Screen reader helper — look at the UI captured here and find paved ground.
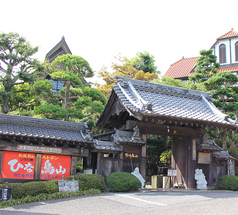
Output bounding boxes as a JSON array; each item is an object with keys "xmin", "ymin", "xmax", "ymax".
[{"xmin": 0, "ymin": 190, "xmax": 238, "ymax": 215}]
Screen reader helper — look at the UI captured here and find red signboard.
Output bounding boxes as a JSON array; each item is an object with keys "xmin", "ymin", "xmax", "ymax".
[
  {"xmin": 40, "ymin": 154, "xmax": 71, "ymax": 180},
  {"xmin": 1, "ymin": 151, "xmax": 35, "ymax": 179}
]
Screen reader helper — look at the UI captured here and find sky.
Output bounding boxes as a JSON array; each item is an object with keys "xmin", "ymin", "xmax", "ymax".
[{"xmin": 2, "ymin": 0, "xmax": 238, "ymax": 83}]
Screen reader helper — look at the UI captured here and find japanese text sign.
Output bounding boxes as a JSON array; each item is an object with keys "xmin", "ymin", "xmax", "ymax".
[
  {"xmin": 124, "ymin": 151, "xmax": 139, "ymax": 159},
  {"xmin": 40, "ymin": 154, "xmax": 71, "ymax": 180},
  {"xmin": 1, "ymin": 151, "xmax": 35, "ymax": 179}
]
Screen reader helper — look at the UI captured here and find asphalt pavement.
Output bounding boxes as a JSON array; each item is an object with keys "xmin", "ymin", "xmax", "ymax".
[{"xmin": 0, "ymin": 189, "xmax": 238, "ymax": 215}]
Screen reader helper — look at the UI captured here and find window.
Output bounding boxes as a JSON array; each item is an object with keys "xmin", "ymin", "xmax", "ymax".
[
  {"xmin": 219, "ymin": 44, "xmax": 226, "ymax": 64},
  {"xmin": 235, "ymin": 42, "xmax": 238, "ymax": 62},
  {"xmin": 50, "ymin": 79, "xmax": 64, "ymax": 92}
]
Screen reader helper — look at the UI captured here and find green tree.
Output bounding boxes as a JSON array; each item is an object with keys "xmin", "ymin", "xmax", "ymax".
[
  {"xmin": 188, "ymin": 49, "xmax": 238, "ymax": 149},
  {"xmin": 0, "ymin": 32, "xmax": 42, "ymax": 113},
  {"xmin": 189, "ymin": 49, "xmax": 220, "ymax": 83},
  {"xmin": 204, "ymin": 71, "xmax": 238, "ymax": 148},
  {"xmin": 96, "ymin": 54, "xmax": 158, "ymax": 97},
  {"xmin": 33, "ymin": 55, "xmax": 106, "ymax": 127},
  {"xmin": 146, "ymin": 135, "xmax": 172, "ymax": 176},
  {"xmin": 130, "ymin": 51, "xmax": 160, "ymax": 74}
]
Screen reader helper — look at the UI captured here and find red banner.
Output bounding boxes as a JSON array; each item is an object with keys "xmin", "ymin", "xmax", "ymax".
[
  {"xmin": 1, "ymin": 151, "xmax": 35, "ymax": 179},
  {"xmin": 40, "ymin": 154, "xmax": 71, "ymax": 180}
]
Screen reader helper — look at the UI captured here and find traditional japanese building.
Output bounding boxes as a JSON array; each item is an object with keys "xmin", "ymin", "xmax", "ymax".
[
  {"xmin": 45, "ymin": 36, "xmax": 87, "ymax": 92},
  {"xmin": 95, "ymin": 76, "xmax": 237, "ymax": 188},
  {"xmin": 165, "ymin": 28, "xmax": 238, "ymax": 80},
  {"xmin": 0, "ymin": 114, "xmax": 92, "ymax": 182}
]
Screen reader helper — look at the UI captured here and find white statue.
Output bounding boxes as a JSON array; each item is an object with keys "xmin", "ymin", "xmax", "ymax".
[
  {"xmin": 195, "ymin": 169, "xmax": 207, "ymax": 190},
  {"xmin": 131, "ymin": 167, "xmax": 145, "ymax": 189}
]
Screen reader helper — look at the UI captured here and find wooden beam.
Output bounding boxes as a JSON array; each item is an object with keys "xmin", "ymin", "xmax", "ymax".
[{"xmin": 136, "ymin": 121, "xmax": 206, "ymax": 138}]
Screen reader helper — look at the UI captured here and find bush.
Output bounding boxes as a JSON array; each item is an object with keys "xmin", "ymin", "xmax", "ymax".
[
  {"xmin": 106, "ymin": 172, "xmax": 141, "ymax": 192},
  {"xmin": 65, "ymin": 174, "xmax": 106, "ymax": 191},
  {"xmin": 0, "ymin": 180, "xmax": 58, "ymax": 199},
  {"xmin": 0, "ymin": 189, "xmax": 101, "ymax": 208},
  {"xmin": 216, "ymin": 175, "xmax": 238, "ymax": 191}
]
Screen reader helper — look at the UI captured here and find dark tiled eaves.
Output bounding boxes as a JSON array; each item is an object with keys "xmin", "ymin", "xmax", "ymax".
[
  {"xmin": 93, "ymin": 140, "xmax": 122, "ymax": 152},
  {"xmin": 0, "ymin": 114, "xmax": 87, "ymax": 133},
  {"xmin": 213, "ymin": 151, "xmax": 236, "ymax": 160},
  {"xmin": 116, "ymin": 77, "xmax": 211, "ymax": 100},
  {"xmin": 111, "ymin": 131, "xmax": 146, "ymax": 145},
  {"xmin": 198, "ymin": 140, "xmax": 224, "ymax": 152},
  {"xmin": 114, "ymin": 77, "xmax": 237, "ymax": 128},
  {"xmin": 0, "ymin": 123, "xmax": 89, "ymax": 143}
]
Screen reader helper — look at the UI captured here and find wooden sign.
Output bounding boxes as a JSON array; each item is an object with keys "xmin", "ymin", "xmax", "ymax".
[
  {"xmin": 198, "ymin": 152, "xmax": 211, "ymax": 164},
  {"xmin": 124, "ymin": 151, "xmax": 139, "ymax": 159},
  {"xmin": 58, "ymin": 180, "xmax": 79, "ymax": 192},
  {"xmin": 17, "ymin": 145, "xmax": 62, "ymax": 154}
]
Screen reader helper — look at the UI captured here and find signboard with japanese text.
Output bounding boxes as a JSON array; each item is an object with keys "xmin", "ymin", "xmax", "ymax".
[
  {"xmin": 1, "ymin": 151, "xmax": 35, "ymax": 179},
  {"xmin": 40, "ymin": 154, "xmax": 71, "ymax": 180},
  {"xmin": 17, "ymin": 145, "xmax": 62, "ymax": 154},
  {"xmin": 124, "ymin": 151, "xmax": 139, "ymax": 159}
]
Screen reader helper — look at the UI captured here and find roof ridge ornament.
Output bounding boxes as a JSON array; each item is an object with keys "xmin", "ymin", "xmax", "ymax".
[
  {"xmin": 128, "ymin": 81, "xmax": 152, "ymax": 111},
  {"xmin": 132, "ymin": 125, "xmax": 141, "ymax": 141}
]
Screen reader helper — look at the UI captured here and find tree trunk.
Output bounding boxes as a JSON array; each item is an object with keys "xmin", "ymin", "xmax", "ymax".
[
  {"xmin": 219, "ymin": 131, "xmax": 227, "ymax": 149},
  {"xmin": 63, "ymin": 81, "xmax": 71, "ymax": 121}
]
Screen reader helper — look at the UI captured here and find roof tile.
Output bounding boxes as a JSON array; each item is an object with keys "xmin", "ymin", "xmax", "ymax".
[{"xmin": 164, "ymin": 56, "xmax": 198, "ymax": 78}]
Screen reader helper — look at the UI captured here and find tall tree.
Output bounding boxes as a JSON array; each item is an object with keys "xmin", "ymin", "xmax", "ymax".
[
  {"xmin": 0, "ymin": 32, "xmax": 42, "ymax": 114},
  {"xmin": 32, "ymin": 55, "xmax": 106, "ymax": 128},
  {"xmin": 189, "ymin": 49, "xmax": 220, "ymax": 83},
  {"xmin": 130, "ymin": 51, "xmax": 160, "ymax": 74},
  {"xmin": 204, "ymin": 71, "xmax": 238, "ymax": 148},
  {"xmin": 96, "ymin": 54, "xmax": 158, "ymax": 97},
  {"xmin": 188, "ymin": 49, "xmax": 238, "ymax": 149}
]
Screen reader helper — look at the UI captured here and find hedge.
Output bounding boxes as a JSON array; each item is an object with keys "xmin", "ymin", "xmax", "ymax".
[
  {"xmin": 0, "ymin": 180, "xmax": 58, "ymax": 199},
  {"xmin": 65, "ymin": 174, "xmax": 106, "ymax": 191},
  {"xmin": 216, "ymin": 175, "xmax": 238, "ymax": 191},
  {"xmin": 106, "ymin": 172, "xmax": 141, "ymax": 192},
  {"xmin": 0, "ymin": 189, "xmax": 101, "ymax": 208}
]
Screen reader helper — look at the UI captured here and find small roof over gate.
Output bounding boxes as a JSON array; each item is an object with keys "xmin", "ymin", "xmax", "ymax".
[{"xmin": 97, "ymin": 77, "xmax": 238, "ymax": 131}]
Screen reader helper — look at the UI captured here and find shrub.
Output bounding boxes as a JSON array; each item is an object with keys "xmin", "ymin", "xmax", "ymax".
[
  {"xmin": 0, "ymin": 180, "xmax": 58, "ymax": 199},
  {"xmin": 0, "ymin": 189, "xmax": 101, "ymax": 208},
  {"xmin": 216, "ymin": 175, "xmax": 238, "ymax": 191},
  {"xmin": 65, "ymin": 174, "xmax": 106, "ymax": 191},
  {"xmin": 106, "ymin": 172, "xmax": 141, "ymax": 192}
]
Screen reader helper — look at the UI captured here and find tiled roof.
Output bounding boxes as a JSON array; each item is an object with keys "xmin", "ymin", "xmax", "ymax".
[
  {"xmin": 111, "ymin": 130, "xmax": 146, "ymax": 145},
  {"xmin": 218, "ymin": 28, "xmax": 238, "ymax": 39},
  {"xmin": 0, "ymin": 114, "xmax": 90, "ymax": 143},
  {"xmin": 199, "ymin": 139, "xmax": 223, "ymax": 152},
  {"xmin": 164, "ymin": 57, "xmax": 198, "ymax": 78},
  {"xmin": 218, "ymin": 65, "xmax": 238, "ymax": 72},
  {"xmin": 111, "ymin": 77, "xmax": 237, "ymax": 128},
  {"xmin": 165, "ymin": 62, "xmax": 238, "ymax": 79},
  {"xmin": 93, "ymin": 140, "xmax": 122, "ymax": 152},
  {"xmin": 213, "ymin": 151, "xmax": 236, "ymax": 160}
]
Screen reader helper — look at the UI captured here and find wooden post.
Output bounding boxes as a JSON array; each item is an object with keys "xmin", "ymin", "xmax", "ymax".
[
  {"xmin": 34, "ymin": 154, "xmax": 42, "ymax": 180},
  {"xmin": 141, "ymin": 134, "xmax": 147, "ymax": 180},
  {"xmin": 70, "ymin": 156, "xmax": 77, "ymax": 176}
]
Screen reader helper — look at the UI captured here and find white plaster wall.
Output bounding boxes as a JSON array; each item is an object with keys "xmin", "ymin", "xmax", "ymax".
[
  {"xmin": 213, "ymin": 39, "xmax": 230, "ymax": 65},
  {"xmin": 230, "ymin": 38, "xmax": 238, "ymax": 63}
]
